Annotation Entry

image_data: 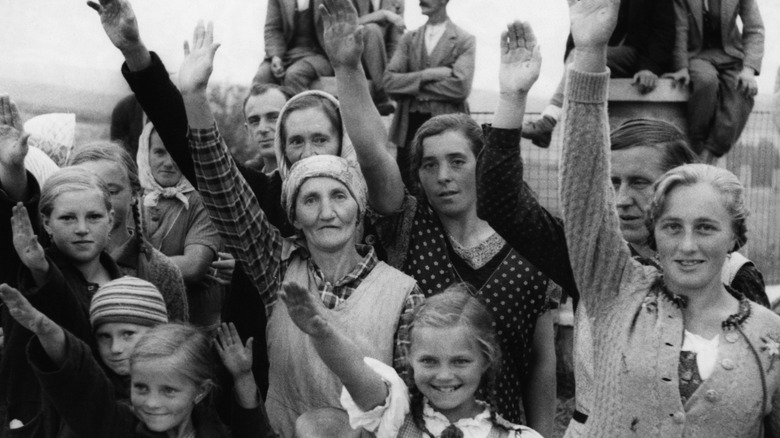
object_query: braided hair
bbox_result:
[69,141,147,249]
[405,284,503,435]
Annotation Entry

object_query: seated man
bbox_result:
[353,0,405,115]
[523,0,675,148]
[253,0,333,93]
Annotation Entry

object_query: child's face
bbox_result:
[95,322,151,376]
[409,325,488,423]
[130,358,204,433]
[42,189,113,265]
[76,159,135,233]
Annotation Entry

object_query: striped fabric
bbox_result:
[89,276,169,328]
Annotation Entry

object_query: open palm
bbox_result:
[320,0,364,69]
[568,0,620,49]
[0,96,27,168]
[0,284,51,336]
[87,0,141,52]
[11,203,47,273]
[178,21,220,95]
[499,21,541,95]
[280,282,330,337]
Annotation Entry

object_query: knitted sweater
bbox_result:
[560,67,780,437]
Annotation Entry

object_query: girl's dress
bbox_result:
[341,358,544,438]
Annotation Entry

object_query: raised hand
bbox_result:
[86,0,142,53]
[499,21,541,96]
[11,203,48,274]
[215,322,253,377]
[0,284,53,335]
[319,0,364,69]
[280,282,330,337]
[568,0,620,50]
[179,21,220,95]
[0,95,28,170]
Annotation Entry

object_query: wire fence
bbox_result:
[472,110,780,284]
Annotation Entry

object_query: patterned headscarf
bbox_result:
[24,113,76,167]
[281,155,367,224]
[273,90,356,180]
[136,122,195,209]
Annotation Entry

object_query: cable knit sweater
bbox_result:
[560,67,780,437]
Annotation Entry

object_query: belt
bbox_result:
[572,409,589,424]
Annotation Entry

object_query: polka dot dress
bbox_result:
[403,201,549,424]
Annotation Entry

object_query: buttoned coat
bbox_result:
[671,0,764,73]
[263,0,327,61]
[352,0,405,58]
[383,20,475,148]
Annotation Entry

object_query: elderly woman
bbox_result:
[559,0,780,436]
[175,21,422,438]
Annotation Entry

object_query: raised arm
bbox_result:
[178,22,284,313]
[280,282,389,411]
[0,96,31,202]
[560,0,633,308]
[320,0,404,214]
[0,284,66,368]
[88,0,198,184]
[476,23,579,298]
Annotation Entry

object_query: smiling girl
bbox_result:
[0,283,274,438]
[283,283,543,438]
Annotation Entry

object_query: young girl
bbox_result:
[69,141,189,322]
[0,283,274,438]
[3,166,122,435]
[281,282,543,438]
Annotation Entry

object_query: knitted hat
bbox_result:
[90,276,169,329]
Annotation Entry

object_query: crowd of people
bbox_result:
[0,0,777,437]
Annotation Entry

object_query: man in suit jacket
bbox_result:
[666,0,764,162]
[383,0,475,187]
[253,0,334,93]
[353,0,405,115]
[523,0,675,148]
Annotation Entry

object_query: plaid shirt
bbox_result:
[189,124,423,372]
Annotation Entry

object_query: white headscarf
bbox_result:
[136,122,195,209]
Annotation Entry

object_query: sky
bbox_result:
[1,0,778,114]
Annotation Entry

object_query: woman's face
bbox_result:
[149,132,183,188]
[283,107,340,164]
[654,183,736,295]
[417,130,478,220]
[293,177,359,253]
[76,159,134,232]
[409,325,488,423]
[131,358,204,433]
[43,189,113,265]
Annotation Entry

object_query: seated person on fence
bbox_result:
[252,0,334,94]
[522,0,675,148]
[352,0,405,115]
[664,0,764,164]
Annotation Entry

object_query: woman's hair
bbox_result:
[610,119,699,173]
[646,164,748,252]
[409,114,484,194]
[68,141,147,247]
[130,324,226,432]
[278,94,343,150]
[406,284,502,435]
[39,167,112,218]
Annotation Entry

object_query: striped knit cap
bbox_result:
[90,276,169,329]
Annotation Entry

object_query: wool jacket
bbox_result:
[560,67,780,437]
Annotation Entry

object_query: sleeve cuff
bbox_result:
[566,68,610,104]
[482,124,521,150]
[121,51,169,82]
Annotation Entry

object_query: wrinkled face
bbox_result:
[244,89,288,161]
[410,325,487,423]
[131,358,204,433]
[418,130,478,220]
[283,108,340,165]
[293,177,359,253]
[419,0,447,16]
[76,159,134,233]
[654,183,736,295]
[149,132,183,188]
[43,190,113,265]
[610,146,666,246]
[95,322,151,376]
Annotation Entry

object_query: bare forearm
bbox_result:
[0,165,30,202]
[182,92,216,130]
[493,92,528,129]
[232,372,261,408]
[121,42,152,72]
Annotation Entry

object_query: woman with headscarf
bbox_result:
[135,122,222,330]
